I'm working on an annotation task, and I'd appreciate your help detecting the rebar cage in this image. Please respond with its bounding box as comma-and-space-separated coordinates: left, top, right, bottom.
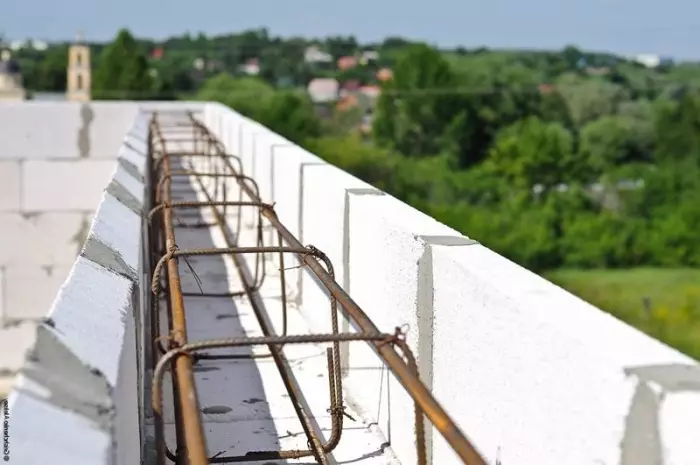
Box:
145, 111, 486, 465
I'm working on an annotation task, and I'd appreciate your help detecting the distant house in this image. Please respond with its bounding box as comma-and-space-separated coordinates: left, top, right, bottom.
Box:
359, 50, 380, 65
339, 80, 361, 97
538, 83, 556, 94
8, 39, 47, 52
241, 58, 260, 76
304, 46, 333, 64
307, 78, 339, 103
376, 67, 393, 82
359, 85, 381, 102
632, 54, 672, 68
335, 91, 376, 134
31, 40, 48, 51
151, 47, 164, 60
336, 94, 360, 112
633, 54, 661, 68
8, 40, 25, 51
337, 56, 359, 70
586, 66, 610, 76
0, 50, 27, 101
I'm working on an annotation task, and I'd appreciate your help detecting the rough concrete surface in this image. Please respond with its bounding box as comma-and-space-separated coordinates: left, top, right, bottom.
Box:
0, 162, 21, 211
3, 107, 150, 465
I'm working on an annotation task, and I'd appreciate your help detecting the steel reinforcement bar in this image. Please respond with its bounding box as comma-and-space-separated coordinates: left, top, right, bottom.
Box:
145, 110, 487, 465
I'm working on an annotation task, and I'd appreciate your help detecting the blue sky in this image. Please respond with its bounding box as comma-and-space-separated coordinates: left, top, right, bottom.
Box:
3, 0, 699, 59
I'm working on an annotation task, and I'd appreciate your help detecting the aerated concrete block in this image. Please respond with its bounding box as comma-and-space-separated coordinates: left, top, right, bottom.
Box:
1, 264, 73, 322
87, 104, 139, 158
81, 192, 142, 281
22, 160, 116, 212
7, 326, 113, 465
298, 166, 369, 329
0, 104, 82, 159
0, 212, 88, 266
0, 320, 38, 397
0, 161, 21, 211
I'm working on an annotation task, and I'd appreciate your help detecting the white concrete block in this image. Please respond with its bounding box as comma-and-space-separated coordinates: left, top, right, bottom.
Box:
224, 112, 243, 158
107, 164, 145, 214
429, 243, 700, 465
47, 256, 133, 386
123, 131, 148, 158
0, 103, 82, 159
238, 118, 269, 167
219, 111, 233, 154
0, 320, 38, 393
88, 103, 139, 158
0, 212, 87, 266
252, 132, 291, 204
2, 102, 155, 465
269, 144, 325, 237
0, 161, 21, 211
344, 194, 461, 465
7, 373, 112, 465
1, 264, 73, 322
238, 122, 257, 188
22, 160, 116, 212
84, 192, 141, 278
117, 145, 146, 180
115, 293, 139, 465
298, 165, 370, 334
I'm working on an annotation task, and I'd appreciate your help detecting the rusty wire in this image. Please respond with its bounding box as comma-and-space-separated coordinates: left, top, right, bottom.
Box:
145, 111, 487, 465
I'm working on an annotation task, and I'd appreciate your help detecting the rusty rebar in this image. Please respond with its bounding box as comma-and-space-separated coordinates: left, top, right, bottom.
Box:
147, 112, 487, 465
150, 115, 209, 465
189, 173, 343, 463
150, 116, 336, 464
187, 114, 487, 465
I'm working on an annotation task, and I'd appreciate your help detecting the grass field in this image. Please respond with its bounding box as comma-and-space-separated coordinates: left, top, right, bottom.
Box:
544, 268, 700, 361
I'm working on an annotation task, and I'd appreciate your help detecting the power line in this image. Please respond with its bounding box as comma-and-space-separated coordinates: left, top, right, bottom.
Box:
29, 81, 668, 99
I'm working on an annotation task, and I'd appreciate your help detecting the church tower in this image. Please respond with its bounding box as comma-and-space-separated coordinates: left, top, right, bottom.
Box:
66, 32, 91, 101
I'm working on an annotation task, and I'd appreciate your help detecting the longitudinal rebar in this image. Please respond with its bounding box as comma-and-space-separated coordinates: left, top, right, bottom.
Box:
145, 111, 487, 465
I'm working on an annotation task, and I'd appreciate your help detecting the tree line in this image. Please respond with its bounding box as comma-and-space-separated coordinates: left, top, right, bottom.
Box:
199, 42, 700, 273
16, 28, 700, 273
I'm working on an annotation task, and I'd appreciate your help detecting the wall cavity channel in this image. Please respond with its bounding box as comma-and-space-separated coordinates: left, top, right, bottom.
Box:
4, 112, 151, 465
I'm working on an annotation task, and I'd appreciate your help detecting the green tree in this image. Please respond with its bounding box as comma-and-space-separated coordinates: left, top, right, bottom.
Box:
93, 29, 155, 100
579, 115, 654, 176
556, 73, 629, 128
559, 213, 648, 268
485, 116, 576, 191
429, 196, 561, 271
372, 43, 462, 158
654, 89, 700, 165
33, 47, 68, 92
306, 135, 400, 193
196, 73, 274, 118
257, 91, 321, 144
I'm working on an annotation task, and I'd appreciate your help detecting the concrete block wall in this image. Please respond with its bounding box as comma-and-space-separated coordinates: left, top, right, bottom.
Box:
0, 102, 142, 329
204, 103, 700, 465
0, 102, 204, 392
4, 109, 150, 465
1, 101, 205, 463
0, 102, 143, 399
